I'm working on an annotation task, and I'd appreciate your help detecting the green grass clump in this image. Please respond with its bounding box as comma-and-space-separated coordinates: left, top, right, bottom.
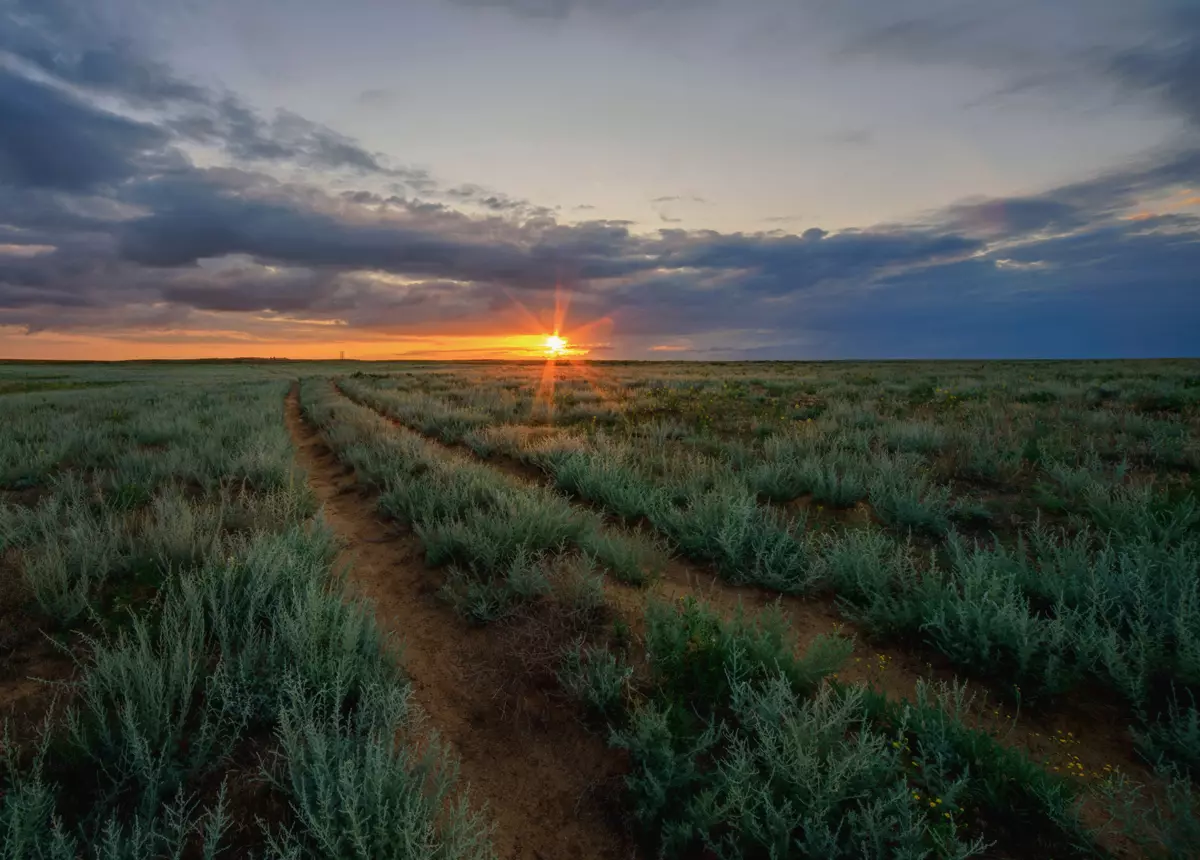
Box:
557, 643, 633, 721
1133, 693, 1200, 782
438, 548, 553, 624
614, 679, 991, 859
641, 597, 849, 715
595, 598, 1094, 858
813, 527, 927, 636
747, 448, 868, 508
650, 483, 819, 594
529, 444, 665, 520
868, 465, 953, 537
920, 535, 1079, 697
261, 674, 493, 860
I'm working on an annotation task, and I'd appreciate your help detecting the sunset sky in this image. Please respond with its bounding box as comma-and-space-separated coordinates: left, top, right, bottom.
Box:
1, 0, 1197, 360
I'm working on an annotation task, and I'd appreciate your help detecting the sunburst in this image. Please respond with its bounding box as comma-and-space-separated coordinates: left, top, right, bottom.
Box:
543, 334, 568, 356
501, 279, 621, 421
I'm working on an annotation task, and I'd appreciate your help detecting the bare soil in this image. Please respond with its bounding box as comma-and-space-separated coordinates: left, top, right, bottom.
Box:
0, 549, 75, 743
286, 387, 637, 860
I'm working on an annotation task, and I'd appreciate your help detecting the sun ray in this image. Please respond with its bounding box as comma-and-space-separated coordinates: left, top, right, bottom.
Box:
499, 276, 626, 419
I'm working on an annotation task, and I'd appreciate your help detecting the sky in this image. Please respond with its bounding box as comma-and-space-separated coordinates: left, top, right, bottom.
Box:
0, 0, 1197, 360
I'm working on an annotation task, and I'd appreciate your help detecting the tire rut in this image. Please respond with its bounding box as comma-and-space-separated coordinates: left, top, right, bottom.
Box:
285, 386, 636, 860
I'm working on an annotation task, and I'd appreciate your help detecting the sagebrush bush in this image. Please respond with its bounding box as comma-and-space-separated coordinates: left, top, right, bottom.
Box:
812, 528, 926, 635
1094, 764, 1200, 859
650, 483, 819, 593
921, 535, 1079, 696
262, 674, 493, 860
558, 643, 632, 720
612, 679, 988, 859
642, 597, 850, 717
576, 525, 665, 586
1132, 692, 1200, 781
868, 464, 953, 537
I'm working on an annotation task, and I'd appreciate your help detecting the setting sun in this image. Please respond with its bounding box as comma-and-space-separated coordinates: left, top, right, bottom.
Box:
543, 334, 567, 357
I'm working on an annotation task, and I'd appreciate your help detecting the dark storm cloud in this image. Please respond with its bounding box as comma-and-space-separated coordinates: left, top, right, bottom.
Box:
109, 169, 652, 288
0, 66, 172, 190
1, 150, 1018, 337
802, 231, 1200, 360
942, 198, 1089, 238
159, 267, 339, 315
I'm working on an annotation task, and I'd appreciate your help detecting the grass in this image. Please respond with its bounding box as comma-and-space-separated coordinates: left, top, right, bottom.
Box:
586, 596, 1097, 858
3, 358, 1198, 860
301, 379, 661, 611
0, 368, 493, 860
339, 362, 1200, 792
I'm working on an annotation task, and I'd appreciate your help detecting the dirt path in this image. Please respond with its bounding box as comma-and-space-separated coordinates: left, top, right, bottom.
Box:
285, 387, 636, 860
335, 384, 1150, 790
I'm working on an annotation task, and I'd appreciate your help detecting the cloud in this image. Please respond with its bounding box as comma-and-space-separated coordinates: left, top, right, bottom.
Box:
1107, 7, 1200, 127
1, 0, 1198, 358
0, 66, 173, 190
825, 128, 874, 147
169, 100, 412, 177
443, 183, 555, 218
823, 1, 1200, 129
357, 88, 400, 108
447, 0, 710, 21
933, 147, 1200, 239
5, 152, 1197, 355
1, 2, 420, 179
1, 0, 211, 107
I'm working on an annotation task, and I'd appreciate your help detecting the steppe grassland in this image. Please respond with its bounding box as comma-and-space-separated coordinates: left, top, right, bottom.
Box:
338, 359, 1200, 856
1, 358, 1198, 859
0, 362, 489, 859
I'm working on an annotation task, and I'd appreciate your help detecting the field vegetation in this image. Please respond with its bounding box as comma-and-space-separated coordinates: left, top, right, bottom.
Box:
1, 358, 1197, 858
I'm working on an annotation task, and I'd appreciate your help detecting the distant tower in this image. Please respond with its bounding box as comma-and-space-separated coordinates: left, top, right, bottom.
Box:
340, 351, 345, 361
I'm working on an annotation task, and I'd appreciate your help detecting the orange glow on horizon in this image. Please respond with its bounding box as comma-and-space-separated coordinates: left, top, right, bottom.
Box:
0, 329, 604, 362
0, 279, 616, 362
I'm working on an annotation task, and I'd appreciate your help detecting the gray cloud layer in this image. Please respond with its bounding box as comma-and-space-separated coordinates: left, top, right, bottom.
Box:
1, 0, 1198, 357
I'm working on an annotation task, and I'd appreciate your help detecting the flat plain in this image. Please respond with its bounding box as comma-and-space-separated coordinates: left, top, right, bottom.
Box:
2, 358, 1199, 859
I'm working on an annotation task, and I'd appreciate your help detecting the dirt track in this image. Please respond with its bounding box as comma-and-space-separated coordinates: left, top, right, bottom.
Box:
285, 386, 635, 860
